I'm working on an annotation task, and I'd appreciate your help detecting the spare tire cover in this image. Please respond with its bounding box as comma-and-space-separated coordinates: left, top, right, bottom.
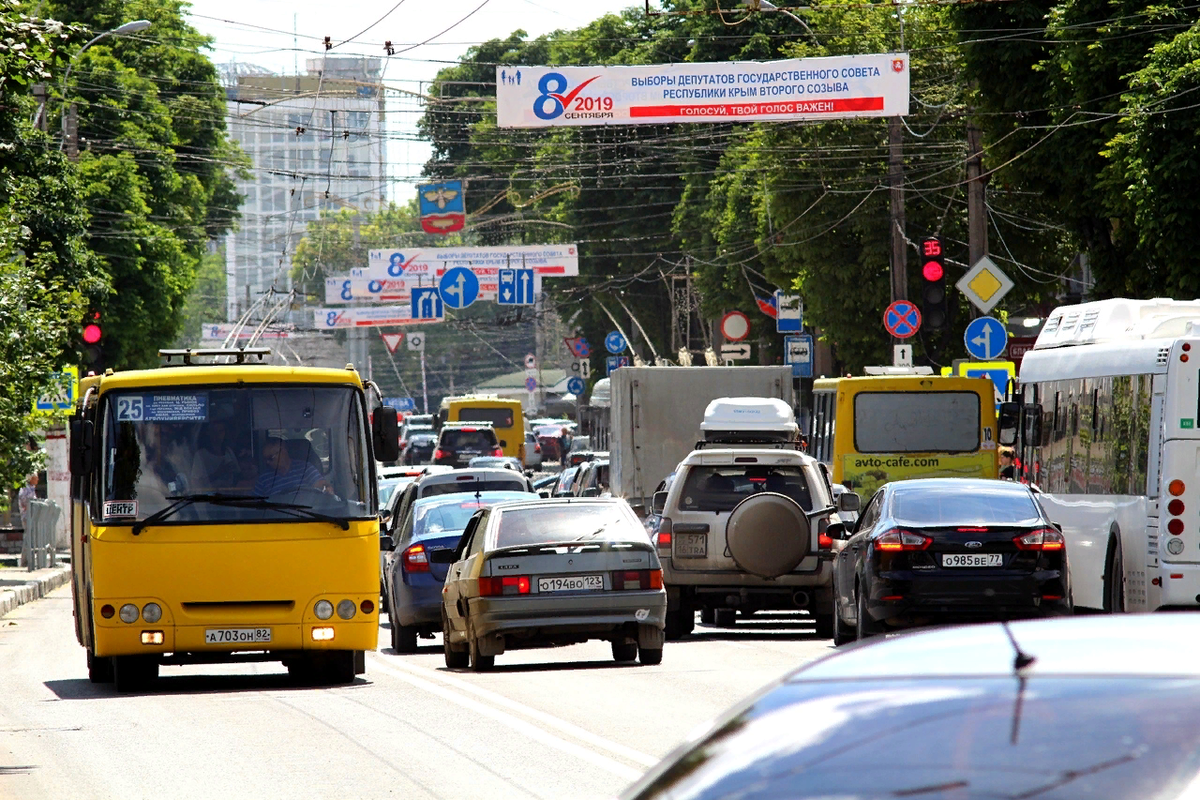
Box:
725, 492, 812, 579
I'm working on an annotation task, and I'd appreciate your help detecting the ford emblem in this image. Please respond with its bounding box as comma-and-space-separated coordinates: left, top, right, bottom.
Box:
965, 541, 983, 549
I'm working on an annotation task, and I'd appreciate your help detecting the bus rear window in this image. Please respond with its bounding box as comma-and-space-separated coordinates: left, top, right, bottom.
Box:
853, 392, 980, 453
459, 408, 514, 428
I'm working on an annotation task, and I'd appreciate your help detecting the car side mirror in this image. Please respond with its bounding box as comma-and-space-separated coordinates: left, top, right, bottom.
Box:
837, 491, 861, 513
581, 487, 600, 497
998, 401, 1020, 446
373, 407, 400, 462
499, 439, 507, 448
428, 548, 457, 564
538, 490, 551, 499
651, 491, 668, 515
380, 534, 395, 552
826, 521, 848, 540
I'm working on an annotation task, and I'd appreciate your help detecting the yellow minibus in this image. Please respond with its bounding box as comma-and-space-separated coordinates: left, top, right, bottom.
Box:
439, 394, 525, 462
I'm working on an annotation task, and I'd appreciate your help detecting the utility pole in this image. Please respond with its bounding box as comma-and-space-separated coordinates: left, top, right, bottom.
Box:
64, 104, 78, 161
31, 84, 48, 132
888, 116, 907, 303
966, 122, 988, 269
420, 350, 428, 414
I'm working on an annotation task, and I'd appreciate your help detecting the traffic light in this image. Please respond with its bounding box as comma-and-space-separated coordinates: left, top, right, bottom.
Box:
920, 236, 948, 331
82, 311, 103, 374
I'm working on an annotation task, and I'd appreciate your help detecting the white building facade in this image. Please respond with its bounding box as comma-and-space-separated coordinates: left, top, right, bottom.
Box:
222, 57, 387, 322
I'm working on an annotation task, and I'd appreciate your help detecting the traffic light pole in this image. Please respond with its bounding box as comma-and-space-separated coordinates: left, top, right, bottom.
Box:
888, 117, 907, 305
966, 123, 988, 273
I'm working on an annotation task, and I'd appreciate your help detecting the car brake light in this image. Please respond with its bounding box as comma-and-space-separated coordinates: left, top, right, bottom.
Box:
1013, 527, 1065, 551
433, 448, 446, 460
402, 543, 430, 573
479, 575, 531, 596
1170, 479, 1186, 496
611, 569, 663, 590
818, 533, 833, 550
492, 448, 504, 456
875, 529, 932, 552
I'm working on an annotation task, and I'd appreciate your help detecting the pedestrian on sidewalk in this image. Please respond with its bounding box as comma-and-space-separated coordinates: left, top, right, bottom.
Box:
17, 473, 37, 531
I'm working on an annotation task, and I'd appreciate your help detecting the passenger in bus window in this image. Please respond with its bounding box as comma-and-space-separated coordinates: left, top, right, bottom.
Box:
191, 421, 242, 490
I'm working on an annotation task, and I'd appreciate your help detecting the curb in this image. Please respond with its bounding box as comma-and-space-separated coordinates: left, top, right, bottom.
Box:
0, 566, 72, 619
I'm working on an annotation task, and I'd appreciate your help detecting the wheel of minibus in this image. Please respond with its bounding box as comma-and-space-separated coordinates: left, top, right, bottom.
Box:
87, 651, 114, 684
113, 655, 158, 693
322, 650, 356, 685
1104, 533, 1125, 614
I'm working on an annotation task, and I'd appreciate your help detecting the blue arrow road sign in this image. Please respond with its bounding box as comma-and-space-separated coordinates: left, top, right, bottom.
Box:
605, 331, 627, 354
498, 268, 536, 305
439, 267, 479, 309
566, 377, 585, 396
411, 287, 444, 320
964, 316, 1007, 360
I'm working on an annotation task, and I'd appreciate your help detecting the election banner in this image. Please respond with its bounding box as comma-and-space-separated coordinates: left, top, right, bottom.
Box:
496, 54, 909, 128
324, 272, 539, 304
201, 323, 292, 340
313, 307, 445, 330
366, 244, 578, 279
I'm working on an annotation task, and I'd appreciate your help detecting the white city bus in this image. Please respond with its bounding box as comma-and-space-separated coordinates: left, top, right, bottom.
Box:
1017, 298, 1200, 613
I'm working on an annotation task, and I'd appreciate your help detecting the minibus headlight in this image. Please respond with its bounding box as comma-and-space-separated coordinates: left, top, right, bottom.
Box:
314, 600, 334, 620
119, 604, 139, 624
336, 599, 356, 620
142, 603, 162, 623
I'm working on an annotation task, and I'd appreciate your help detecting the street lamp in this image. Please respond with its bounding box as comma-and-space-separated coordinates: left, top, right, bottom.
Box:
739, 0, 819, 44
59, 19, 152, 151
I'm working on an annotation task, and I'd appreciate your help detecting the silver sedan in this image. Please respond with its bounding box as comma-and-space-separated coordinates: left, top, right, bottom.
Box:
432, 498, 667, 671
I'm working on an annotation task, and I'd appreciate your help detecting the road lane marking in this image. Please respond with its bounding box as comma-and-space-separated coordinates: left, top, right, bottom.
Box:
367, 657, 646, 781
372, 655, 660, 768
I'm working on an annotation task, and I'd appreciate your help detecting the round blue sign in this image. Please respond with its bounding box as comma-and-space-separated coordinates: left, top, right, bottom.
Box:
566, 377, 585, 396
525, 377, 538, 392
964, 316, 1008, 360
438, 267, 480, 309
605, 330, 627, 354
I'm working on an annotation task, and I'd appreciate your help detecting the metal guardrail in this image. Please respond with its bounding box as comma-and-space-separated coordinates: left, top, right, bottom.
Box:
23, 499, 61, 571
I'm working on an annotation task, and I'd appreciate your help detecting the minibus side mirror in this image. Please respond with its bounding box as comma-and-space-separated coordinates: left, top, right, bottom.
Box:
373, 407, 400, 463
651, 491, 668, 515
70, 418, 95, 476
837, 491, 861, 513
998, 402, 1021, 446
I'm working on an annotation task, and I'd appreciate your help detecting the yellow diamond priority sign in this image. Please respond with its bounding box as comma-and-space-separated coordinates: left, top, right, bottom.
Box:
956, 255, 1014, 314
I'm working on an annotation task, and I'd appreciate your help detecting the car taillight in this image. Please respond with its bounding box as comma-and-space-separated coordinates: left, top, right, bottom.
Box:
818, 533, 833, 550
492, 448, 504, 457
875, 529, 932, 552
535, 443, 541, 453
479, 575, 531, 596
433, 448, 447, 460
656, 519, 672, 553
1014, 528, 1065, 551
611, 569, 663, 590
402, 543, 430, 573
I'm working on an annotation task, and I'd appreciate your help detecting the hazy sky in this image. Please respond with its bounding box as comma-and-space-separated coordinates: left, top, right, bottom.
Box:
187, 0, 641, 196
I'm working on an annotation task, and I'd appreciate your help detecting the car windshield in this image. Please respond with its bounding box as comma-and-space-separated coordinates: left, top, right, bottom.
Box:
378, 478, 406, 506
422, 477, 529, 497
440, 428, 498, 450
412, 492, 531, 540
893, 484, 1042, 525
100, 385, 371, 523
405, 425, 434, 437
678, 465, 818, 512
493, 504, 645, 548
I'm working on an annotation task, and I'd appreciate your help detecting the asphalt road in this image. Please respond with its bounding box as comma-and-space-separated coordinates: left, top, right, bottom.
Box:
0, 589, 835, 800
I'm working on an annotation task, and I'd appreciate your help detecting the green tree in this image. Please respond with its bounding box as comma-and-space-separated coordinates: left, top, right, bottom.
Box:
43, 0, 244, 368
0, 2, 90, 487
174, 245, 228, 348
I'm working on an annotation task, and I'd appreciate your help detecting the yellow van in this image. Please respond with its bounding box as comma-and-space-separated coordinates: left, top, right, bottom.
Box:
441, 394, 525, 462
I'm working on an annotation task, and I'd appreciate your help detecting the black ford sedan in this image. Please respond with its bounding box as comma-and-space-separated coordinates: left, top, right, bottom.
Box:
622, 614, 1200, 800
830, 478, 1070, 643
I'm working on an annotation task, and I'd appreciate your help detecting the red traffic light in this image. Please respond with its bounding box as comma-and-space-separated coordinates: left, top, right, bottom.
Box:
83, 323, 102, 344
922, 260, 944, 282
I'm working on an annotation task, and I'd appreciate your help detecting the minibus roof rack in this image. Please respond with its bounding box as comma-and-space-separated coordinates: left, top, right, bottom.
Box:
158, 348, 271, 366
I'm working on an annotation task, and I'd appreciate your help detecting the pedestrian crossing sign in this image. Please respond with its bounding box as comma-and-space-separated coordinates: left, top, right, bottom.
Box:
34, 366, 79, 412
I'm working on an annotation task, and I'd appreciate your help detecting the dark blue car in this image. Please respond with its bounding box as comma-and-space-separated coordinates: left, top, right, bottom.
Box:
383, 491, 532, 653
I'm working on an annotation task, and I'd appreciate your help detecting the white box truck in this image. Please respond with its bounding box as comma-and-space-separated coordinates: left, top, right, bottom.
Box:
608, 366, 796, 512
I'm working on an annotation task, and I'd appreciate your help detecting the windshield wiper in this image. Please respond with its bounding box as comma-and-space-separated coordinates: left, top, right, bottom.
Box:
132, 493, 266, 534
130, 493, 349, 534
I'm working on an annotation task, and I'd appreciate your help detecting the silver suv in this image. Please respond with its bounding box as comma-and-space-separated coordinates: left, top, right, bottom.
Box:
651, 444, 851, 638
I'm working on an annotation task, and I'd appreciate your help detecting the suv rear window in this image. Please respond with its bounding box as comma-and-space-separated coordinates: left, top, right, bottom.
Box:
439, 427, 499, 450
678, 465, 815, 512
